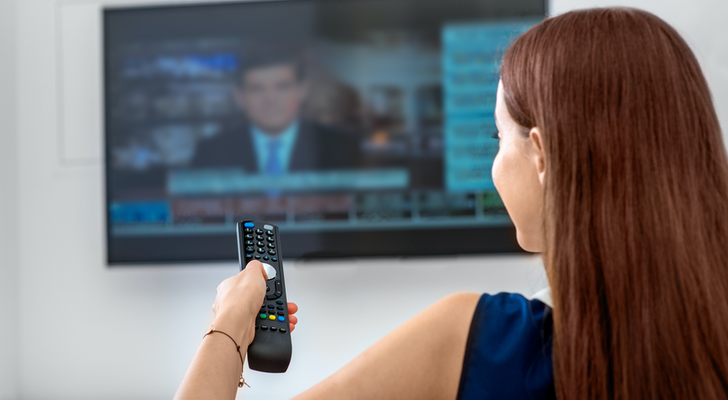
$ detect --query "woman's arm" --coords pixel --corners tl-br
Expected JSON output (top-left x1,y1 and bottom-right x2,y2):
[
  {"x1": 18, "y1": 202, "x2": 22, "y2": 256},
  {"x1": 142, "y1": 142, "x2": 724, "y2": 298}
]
[
  {"x1": 174, "y1": 261, "x2": 298, "y2": 400},
  {"x1": 176, "y1": 260, "x2": 477, "y2": 400},
  {"x1": 174, "y1": 323, "x2": 251, "y2": 400},
  {"x1": 293, "y1": 292, "x2": 480, "y2": 400}
]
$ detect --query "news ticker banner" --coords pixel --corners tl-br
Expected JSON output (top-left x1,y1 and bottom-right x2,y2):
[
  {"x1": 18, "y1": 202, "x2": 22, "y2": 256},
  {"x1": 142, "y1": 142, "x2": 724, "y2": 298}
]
[
  {"x1": 167, "y1": 169, "x2": 409, "y2": 194},
  {"x1": 110, "y1": 169, "x2": 408, "y2": 225}
]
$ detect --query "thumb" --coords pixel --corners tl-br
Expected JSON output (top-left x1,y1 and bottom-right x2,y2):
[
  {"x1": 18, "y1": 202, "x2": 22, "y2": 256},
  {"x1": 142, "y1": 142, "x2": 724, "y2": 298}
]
[{"x1": 245, "y1": 260, "x2": 268, "y2": 280}]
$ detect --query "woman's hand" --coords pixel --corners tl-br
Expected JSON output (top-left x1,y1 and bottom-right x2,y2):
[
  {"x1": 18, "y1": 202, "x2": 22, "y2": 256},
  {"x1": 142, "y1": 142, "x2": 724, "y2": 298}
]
[
  {"x1": 175, "y1": 262, "x2": 299, "y2": 400},
  {"x1": 211, "y1": 261, "x2": 299, "y2": 345}
]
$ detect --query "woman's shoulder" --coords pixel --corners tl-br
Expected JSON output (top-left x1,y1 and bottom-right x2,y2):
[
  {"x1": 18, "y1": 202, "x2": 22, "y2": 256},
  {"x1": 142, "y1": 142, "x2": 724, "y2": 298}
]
[{"x1": 457, "y1": 291, "x2": 555, "y2": 400}]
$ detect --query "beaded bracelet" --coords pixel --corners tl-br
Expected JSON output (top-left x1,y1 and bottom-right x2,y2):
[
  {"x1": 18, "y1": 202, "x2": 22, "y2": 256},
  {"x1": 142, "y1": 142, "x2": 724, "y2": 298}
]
[{"x1": 203, "y1": 325, "x2": 250, "y2": 388}]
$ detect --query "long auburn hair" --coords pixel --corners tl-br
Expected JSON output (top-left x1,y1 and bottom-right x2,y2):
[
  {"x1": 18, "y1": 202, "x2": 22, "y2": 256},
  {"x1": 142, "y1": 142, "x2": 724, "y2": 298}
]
[{"x1": 501, "y1": 8, "x2": 728, "y2": 399}]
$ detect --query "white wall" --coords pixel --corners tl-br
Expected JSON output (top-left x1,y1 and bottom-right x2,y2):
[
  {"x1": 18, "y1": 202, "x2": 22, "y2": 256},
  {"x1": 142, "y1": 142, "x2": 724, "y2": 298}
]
[
  {"x1": 551, "y1": 1, "x2": 728, "y2": 131},
  {"x1": 8, "y1": 0, "x2": 728, "y2": 399},
  {"x1": 0, "y1": 0, "x2": 18, "y2": 399}
]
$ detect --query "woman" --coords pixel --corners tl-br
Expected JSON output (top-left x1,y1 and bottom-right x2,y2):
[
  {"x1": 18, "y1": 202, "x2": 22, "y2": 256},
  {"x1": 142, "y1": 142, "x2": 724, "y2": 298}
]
[{"x1": 176, "y1": 7, "x2": 728, "y2": 399}]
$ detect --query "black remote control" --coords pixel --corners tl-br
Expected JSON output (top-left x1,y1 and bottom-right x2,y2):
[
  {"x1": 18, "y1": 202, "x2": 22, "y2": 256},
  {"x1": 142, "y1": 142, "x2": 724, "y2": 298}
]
[{"x1": 236, "y1": 220, "x2": 292, "y2": 373}]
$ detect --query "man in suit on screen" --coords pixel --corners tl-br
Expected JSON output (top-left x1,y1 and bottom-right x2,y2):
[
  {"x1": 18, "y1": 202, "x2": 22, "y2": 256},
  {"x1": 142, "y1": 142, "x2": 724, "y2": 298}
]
[{"x1": 192, "y1": 46, "x2": 362, "y2": 174}]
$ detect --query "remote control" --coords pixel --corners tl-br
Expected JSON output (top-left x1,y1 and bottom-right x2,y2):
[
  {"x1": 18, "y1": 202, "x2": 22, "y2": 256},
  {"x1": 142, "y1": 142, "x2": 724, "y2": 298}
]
[{"x1": 236, "y1": 220, "x2": 293, "y2": 373}]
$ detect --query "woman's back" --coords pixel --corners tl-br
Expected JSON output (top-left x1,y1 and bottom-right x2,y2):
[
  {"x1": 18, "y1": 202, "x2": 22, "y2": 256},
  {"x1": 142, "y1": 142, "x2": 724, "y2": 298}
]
[{"x1": 500, "y1": 8, "x2": 728, "y2": 399}]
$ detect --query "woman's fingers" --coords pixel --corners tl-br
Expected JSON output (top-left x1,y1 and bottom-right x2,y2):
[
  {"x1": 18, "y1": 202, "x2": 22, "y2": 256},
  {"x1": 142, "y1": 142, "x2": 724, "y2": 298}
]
[
  {"x1": 288, "y1": 315, "x2": 298, "y2": 332},
  {"x1": 287, "y1": 303, "x2": 298, "y2": 332}
]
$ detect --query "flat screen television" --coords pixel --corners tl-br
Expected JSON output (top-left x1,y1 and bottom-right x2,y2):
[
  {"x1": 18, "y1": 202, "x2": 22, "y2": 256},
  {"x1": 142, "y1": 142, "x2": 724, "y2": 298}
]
[{"x1": 104, "y1": 0, "x2": 546, "y2": 264}]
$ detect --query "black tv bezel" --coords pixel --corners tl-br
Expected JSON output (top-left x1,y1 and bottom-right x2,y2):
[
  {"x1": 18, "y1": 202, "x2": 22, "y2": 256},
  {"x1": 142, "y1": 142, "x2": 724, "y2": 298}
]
[{"x1": 103, "y1": 0, "x2": 546, "y2": 265}]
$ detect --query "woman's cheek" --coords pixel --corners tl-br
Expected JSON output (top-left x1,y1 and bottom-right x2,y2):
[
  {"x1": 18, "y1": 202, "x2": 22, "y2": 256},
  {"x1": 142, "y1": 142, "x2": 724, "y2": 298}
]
[
  {"x1": 492, "y1": 151, "x2": 504, "y2": 195},
  {"x1": 492, "y1": 150, "x2": 520, "y2": 223},
  {"x1": 492, "y1": 150, "x2": 514, "y2": 217},
  {"x1": 492, "y1": 149, "x2": 531, "y2": 249}
]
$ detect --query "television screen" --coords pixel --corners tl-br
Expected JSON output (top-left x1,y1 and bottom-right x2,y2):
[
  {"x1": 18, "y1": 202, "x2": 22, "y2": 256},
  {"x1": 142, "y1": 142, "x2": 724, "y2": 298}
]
[{"x1": 104, "y1": 0, "x2": 545, "y2": 264}]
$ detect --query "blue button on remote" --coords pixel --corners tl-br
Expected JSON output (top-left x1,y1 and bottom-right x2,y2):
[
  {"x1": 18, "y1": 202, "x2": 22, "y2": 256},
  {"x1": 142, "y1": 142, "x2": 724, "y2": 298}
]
[{"x1": 244, "y1": 222, "x2": 255, "y2": 228}]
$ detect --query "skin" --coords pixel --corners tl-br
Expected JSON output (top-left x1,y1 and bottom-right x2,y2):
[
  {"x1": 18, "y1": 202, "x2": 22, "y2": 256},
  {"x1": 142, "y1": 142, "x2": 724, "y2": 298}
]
[
  {"x1": 492, "y1": 80, "x2": 546, "y2": 252},
  {"x1": 175, "y1": 261, "x2": 299, "y2": 400},
  {"x1": 175, "y1": 80, "x2": 547, "y2": 399},
  {"x1": 234, "y1": 65, "x2": 306, "y2": 136}
]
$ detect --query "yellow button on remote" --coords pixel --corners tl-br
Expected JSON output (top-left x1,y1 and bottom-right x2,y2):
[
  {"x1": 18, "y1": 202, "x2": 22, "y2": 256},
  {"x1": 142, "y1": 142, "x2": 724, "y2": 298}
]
[{"x1": 269, "y1": 315, "x2": 276, "y2": 320}]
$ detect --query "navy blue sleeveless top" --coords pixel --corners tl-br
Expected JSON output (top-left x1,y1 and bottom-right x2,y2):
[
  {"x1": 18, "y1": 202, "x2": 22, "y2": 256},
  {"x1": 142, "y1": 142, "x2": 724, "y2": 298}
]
[{"x1": 457, "y1": 293, "x2": 556, "y2": 400}]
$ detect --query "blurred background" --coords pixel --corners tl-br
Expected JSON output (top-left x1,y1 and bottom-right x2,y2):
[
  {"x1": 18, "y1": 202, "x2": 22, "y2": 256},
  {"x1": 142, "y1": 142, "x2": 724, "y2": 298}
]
[{"x1": 0, "y1": 0, "x2": 726, "y2": 399}]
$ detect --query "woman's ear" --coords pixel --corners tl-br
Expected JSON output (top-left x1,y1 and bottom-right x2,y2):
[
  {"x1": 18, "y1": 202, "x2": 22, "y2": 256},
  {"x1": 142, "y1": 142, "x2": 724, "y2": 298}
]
[{"x1": 529, "y1": 127, "x2": 546, "y2": 185}]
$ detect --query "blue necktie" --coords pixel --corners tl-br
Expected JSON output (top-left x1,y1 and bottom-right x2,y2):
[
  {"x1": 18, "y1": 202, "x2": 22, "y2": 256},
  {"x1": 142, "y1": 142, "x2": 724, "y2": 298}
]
[{"x1": 266, "y1": 139, "x2": 282, "y2": 176}]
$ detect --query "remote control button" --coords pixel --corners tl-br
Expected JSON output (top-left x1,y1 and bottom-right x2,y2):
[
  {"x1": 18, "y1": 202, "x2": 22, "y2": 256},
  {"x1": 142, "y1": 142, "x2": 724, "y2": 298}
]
[
  {"x1": 277, "y1": 311, "x2": 284, "y2": 316},
  {"x1": 267, "y1": 303, "x2": 275, "y2": 309},
  {"x1": 276, "y1": 299, "x2": 284, "y2": 305},
  {"x1": 256, "y1": 228, "x2": 264, "y2": 234},
  {"x1": 255, "y1": 326, "x2": 259, "y2": 330},
  {"x1": 268, "y1": 243, "x2": 276, "y2": 249},
  {"x1": 262, "y1": 263, "x2": 277, "y2": 280},
  {"x1": 255, "y1": 255, "x2": 261, "y2": 260},
  {"x1": 256, "y1": 235, "x2": 264, "y2": 240},
  {"x1": 270, "y1": 326, "x2": 278, "y2": 332},
  {"x1": 268, "y1": 315, "x2": 276, "y2": 320},
  {"x1": 274, "y1": 291, "x2": 282, "y2": 298},
  {"x1": 278, "y1": 316, "x2": 285, "y2": 322},
  {"x1": 266, "y1": 286, "x2": 270, "y2": 292},
  {"x1": 257, "y1": 241, "x2": 265, "y2": 247},
  {"x1": 280, "y1": 328, "x2": 287, "y2": 333},
  {"x1": 261, "y1": 325, "x2": 268, "y2": 330},
  {"x1": 245, "y1": 240, "x2": 253, "y2": 245},
  {"x1": 257, "y1": 248, "x2": 265, "y2": 254},
  {"x1": 275, "y1": 281, "x2": 282, "y2": 291},
  {"x1": 244, "y1": 228, "x2": 253, "y2": 233},
  {"x1": 264, "y1": 224, "x2": 274, "y2": 230},
  {"x1": 263, "y1": 256, "x2": 270, "y2": 261},
  {"x1": 245, "y1": 233, "x2": 253, "y2": 239},
  {"x1": 268, "y1": 250, "x2": 276, "y2": 255},
  {"x1": 272, "y1": 257, "x2": 278, "y2": 262},
  {"x1": 244, "y1": 222, "x2": 255, "y2": 228},
  {"x1": 259, "y1": 314, "x2": 267, "y2": 319},
  {"x1": 266, "y1": 230, "x2": 274, "y2": 236},
  {"x1": 277, "y1": 305, "x2": 284, "y2": 310},
  {"x1": 245, "y1": 246, "x2": 254, "y2": 253},
  {"x1": 266, "y1": 237, "x2": 275, "y2": 242},
  {"x1": 246, "y1": 254, "x2": 253, "y2": 259}
]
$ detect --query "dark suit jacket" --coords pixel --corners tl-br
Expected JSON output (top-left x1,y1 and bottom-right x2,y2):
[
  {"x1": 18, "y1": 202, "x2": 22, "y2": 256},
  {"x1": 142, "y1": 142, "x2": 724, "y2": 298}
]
[{"x1": 191, "y1": 120, "x2": 362, "y2": 172}]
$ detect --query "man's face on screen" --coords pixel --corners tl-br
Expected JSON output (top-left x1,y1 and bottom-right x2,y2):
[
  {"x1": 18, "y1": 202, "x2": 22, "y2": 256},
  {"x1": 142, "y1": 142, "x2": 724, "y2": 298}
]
[{"x1": 235, "y1": 64, "x2": 304, "y2": 136}]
